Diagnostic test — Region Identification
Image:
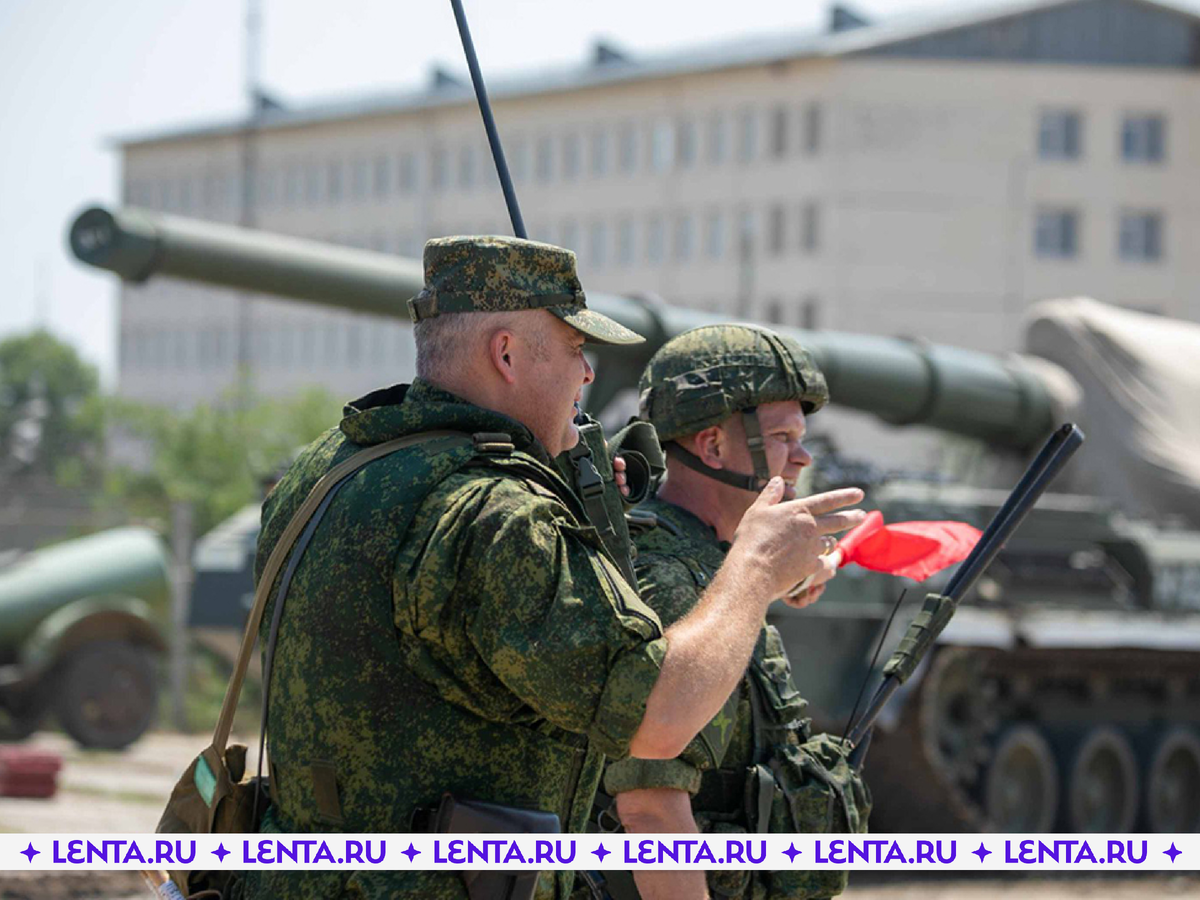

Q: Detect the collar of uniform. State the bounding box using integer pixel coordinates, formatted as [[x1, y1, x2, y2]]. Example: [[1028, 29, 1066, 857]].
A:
[[339, 378, 551, 465], [639, 496, 732, 554]]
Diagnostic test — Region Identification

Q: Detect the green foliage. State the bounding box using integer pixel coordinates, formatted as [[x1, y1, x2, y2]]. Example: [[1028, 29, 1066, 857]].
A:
[[0, 329, 104, 482], [104, 382, 340, 536]]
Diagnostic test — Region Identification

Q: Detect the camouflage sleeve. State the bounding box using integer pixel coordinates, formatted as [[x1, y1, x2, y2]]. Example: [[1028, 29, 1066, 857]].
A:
[[601, 552, 738, 795], [396, 473, 666, 760]]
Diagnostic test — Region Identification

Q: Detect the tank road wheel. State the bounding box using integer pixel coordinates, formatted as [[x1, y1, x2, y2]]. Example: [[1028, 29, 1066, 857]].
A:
[[983, 725, 1059, 832], [919, 649, 998, 787], [1067, 727, 1139, 833], [1146, 729, 1200, 833], [54, 641, 158, 750]]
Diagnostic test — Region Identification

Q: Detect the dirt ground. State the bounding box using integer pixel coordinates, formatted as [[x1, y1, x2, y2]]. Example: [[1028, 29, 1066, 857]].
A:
[[2, 732, 1198, 899]]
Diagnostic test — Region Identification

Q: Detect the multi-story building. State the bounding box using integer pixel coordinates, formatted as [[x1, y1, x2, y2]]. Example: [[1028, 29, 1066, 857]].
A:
[[115, 0, 1200, 461]]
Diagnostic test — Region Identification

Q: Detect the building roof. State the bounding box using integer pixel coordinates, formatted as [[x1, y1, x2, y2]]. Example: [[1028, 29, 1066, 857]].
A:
[[119, 0, 1200, 148]]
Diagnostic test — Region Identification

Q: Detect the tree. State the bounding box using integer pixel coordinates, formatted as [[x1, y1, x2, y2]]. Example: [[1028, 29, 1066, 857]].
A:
[[0, 330, 104, 485], [104, 384, 340, 536]]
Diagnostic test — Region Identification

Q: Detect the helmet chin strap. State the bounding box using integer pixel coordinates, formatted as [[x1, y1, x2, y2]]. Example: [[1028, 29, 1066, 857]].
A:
[[666, 408, 773, 493]]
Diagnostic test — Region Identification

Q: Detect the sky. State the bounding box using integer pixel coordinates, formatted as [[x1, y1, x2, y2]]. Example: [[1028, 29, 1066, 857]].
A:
[[3, 0, 1188, 385]]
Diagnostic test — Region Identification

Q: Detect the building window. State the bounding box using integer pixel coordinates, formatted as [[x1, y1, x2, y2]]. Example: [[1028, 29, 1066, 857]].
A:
[[673, 213, 694, 261], [1038, 109, 1082, 160], [767, 204, 786, 256], [510, 137, 530, 184], [304, 164, 322, 206], [1034, 208, 1079, 258], [676, 119, 697, 168], [650, 119, 674, 173], [588, 221, 608, 268], [770, 106, 789, 158], [326, 160, 343, 204], [458, 144, 476, 190], [707, 113, 729, 165], [803, 103, 822, 155], [646, 215, 665, 264], [562, 132, 581, 180], [800, 202, 819, 253], [703, 209, 725, 259], [559, 218, 579, 252], [801, 297, 820, 330], [430, 145, 448, 192], [351, 158, 370, 201], [345, 322, 362, 368], [765, 299, 784, 324], [616, 217, 635, 267], [1119, 211, 1163, 261], [282, 165, 298, 207], [618, 123, 638, 174], [589, 129, 610, 177], [535, 135, 554, 183], [373, 155, 390, 198], [1122, 114, 1165, 163], [398, 152, 417, 194], [736, 108, 757, 164]]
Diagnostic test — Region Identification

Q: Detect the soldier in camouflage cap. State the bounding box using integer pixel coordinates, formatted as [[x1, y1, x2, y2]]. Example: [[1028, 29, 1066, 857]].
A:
[[595, 324, 869, 900], [237, 241, 862, 900], [408, 234, 643, 345]]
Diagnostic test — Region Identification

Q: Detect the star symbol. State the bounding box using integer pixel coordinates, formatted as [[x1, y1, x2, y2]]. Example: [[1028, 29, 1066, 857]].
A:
[[591, 843, 610, 861], [782, 842, 802, 863], [212, 843, 229, 862], [401, 843, 421, 863], [1165, 842, 1182, 863], [972, 843, 991, 862], [20, 843, 39, 863]]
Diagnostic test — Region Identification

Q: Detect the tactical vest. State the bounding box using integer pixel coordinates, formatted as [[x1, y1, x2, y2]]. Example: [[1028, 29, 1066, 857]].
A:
[[586, 515, 869, 900], [254, 428, 626, 900]]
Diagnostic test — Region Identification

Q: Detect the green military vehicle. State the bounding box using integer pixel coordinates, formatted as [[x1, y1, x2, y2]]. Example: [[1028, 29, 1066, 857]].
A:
[[70, 205, 1200, 832], [0, 526, 170, 748]]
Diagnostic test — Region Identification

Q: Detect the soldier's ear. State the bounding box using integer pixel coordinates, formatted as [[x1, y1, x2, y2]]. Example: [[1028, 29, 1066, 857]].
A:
[[488, 328, 518, 384], [693, 426, 726, 469]]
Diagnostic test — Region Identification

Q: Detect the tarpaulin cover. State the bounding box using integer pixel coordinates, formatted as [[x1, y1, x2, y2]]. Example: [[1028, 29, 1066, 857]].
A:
[[1026, 298, 1200, 527]]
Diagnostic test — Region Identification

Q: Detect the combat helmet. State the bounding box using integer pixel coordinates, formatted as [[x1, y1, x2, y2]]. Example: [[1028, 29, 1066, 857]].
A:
[[637, 324, 828, 491]]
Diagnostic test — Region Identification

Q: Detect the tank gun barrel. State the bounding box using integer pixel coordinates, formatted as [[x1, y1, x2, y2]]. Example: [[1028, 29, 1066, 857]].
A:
[[69, 205, 1059, 451]]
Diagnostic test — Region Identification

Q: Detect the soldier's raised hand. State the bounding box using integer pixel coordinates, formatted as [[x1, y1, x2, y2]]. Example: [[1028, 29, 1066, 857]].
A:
[[730, 478, 865, 605]]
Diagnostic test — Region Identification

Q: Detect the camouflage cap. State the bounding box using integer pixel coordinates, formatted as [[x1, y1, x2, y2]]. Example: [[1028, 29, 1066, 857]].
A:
[[638, 324, 829, 441], [407, 235, 643, 346]]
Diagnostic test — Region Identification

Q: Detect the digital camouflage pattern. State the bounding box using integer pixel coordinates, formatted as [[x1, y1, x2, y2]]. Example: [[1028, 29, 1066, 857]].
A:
[[597, 497, 867, 900], [637, 324, 829, 442], [236, 378, 666, 900], [408, 235, 643, 346]]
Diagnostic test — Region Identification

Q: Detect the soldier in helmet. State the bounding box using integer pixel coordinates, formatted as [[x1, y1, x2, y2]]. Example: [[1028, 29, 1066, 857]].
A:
[[239, 240, 865, 900], [595, 324, 870, 900]]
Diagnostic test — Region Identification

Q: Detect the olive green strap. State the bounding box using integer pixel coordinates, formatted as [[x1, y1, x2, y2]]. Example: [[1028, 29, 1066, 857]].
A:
[[565, 423, 638, 586], [209, 430, 468, 756], [665, 443, 764, 493], [740, 407, 772, 486], [880, 592, 956, 684]]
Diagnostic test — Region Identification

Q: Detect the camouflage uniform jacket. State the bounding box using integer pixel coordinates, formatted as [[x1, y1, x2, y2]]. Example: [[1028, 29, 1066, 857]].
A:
[[239, 379, 666, 900], [602, 496, 812, 900]]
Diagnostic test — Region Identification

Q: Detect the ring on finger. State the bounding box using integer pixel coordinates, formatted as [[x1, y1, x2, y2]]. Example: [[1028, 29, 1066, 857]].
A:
[[820, 535, 838, 555]]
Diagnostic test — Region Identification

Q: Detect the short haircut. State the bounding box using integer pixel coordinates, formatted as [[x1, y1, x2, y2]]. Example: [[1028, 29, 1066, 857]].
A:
[[413, 310, 550, 381]]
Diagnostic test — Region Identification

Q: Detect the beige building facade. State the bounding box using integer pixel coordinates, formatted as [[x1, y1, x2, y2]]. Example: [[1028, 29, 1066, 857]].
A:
[[115, 0, 1200, 460]]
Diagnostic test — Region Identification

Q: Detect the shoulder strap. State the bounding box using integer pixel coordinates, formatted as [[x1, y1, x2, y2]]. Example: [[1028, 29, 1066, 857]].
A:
[[208, 429, 469, 756]]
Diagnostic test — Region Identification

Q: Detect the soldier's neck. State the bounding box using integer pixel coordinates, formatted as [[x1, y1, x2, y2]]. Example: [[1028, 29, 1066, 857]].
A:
[[657, 468, 751, 544]]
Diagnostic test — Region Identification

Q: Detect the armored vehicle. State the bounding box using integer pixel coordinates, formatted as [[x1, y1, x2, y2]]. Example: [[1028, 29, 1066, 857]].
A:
[[70, 206, 1200, 832], [0, 526, 170, 748]]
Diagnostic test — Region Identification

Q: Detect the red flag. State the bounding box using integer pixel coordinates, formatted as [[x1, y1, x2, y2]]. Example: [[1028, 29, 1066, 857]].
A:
[[836, 510, 982, 582]]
